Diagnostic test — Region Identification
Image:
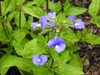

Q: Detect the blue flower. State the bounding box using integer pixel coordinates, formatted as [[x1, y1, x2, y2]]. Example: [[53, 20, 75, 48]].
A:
[[47, 36, 66, 53], [31, 16, 47, 29], [31, 12, 56, 29], [46, 12, 56, 19], [68, 15, 85, 29], [32, 54, 48, 66]]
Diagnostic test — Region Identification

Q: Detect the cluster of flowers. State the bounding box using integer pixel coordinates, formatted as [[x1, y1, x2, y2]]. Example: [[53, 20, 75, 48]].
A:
[[31, 12, 85, 66]]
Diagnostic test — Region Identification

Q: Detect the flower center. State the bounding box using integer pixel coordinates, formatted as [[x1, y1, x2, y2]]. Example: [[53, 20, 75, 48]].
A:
[[37, 24, 41, 27], [55, 45, 59, 48], [37, 59, 41, 62], [75, 23, 80, 26]]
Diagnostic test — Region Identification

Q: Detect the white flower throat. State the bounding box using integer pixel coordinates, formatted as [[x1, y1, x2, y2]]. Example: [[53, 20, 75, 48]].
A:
[[55, 45, 59, 48], [75, 23, 80, 26], [37, 59, 41, 62]]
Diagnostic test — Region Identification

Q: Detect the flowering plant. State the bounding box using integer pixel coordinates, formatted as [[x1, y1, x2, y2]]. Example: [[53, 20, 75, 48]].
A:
[[0, 0, 100, 75]]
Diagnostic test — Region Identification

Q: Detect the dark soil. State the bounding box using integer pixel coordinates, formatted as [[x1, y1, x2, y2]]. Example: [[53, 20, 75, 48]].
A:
[[5, 0, 100, 75]]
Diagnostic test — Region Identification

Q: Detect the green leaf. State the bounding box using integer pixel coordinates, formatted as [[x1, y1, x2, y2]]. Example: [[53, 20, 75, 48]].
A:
[[35, 0, 45, 7], [88, 0, 100, 17], [60, 28, 79, 42], [21, 58, 54, 75], [0, 55, 31, 75], [64, 0, 71, 10], [83, 33, 100, 44], [64, 6, 87, 16], [22, 5, 45, 18], [69, 54, 83, 71], [14, 12, 26, 28], [48, 1, 61, 13], [13, 29, 26, 43], [1, 0, 16, 16], [23, 36, 47, 58], [7, 11, 17, 22], [53, 64, 84, 75], [0, 30, 6, 41]]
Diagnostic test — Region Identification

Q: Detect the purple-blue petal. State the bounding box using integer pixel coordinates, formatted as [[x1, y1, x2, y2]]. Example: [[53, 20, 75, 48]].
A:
[[47, 39, 55, 47], [54, 36, 64, 45], [32, 54, 40, 66], [39, 16, 47, 29], [39, 55, 48, 66], [46, 12, 56, 19], [54, 43, 66, 53], [47, 21, 56, 28], [68, 15, 75, 24], [31, 22, 39, 29], [74, 19, 85, 29]]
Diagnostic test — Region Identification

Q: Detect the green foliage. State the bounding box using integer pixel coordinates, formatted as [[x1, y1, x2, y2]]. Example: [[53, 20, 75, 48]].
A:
[[64, 6, 87, 16], [88, 0, 100, 27], [60, 28, 79, 42], [1, 0, 100, 74], [22, 5, 45, 18], [53, 64, 84, 75], [13, 29, 26, 43], [48, 1, 61, 13], [1, 0, 16, 16]]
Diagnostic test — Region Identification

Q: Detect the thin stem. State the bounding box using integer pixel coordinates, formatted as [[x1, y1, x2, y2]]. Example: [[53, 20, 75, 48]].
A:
[[1, 22, 9, 40], [46, 0, 49, 13]]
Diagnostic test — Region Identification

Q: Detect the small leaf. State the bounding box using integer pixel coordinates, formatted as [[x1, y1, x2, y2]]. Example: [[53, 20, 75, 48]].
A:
[[0, 31, 6, 41], [64, 6, 87, 16], [13, 29, 26, 43], [48, 1, 61, 13]]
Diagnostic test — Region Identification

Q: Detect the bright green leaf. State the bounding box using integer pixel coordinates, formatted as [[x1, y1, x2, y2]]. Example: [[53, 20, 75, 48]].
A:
[[69, 54, 83, 71], [53, 64, 84, 75], [22, 5, 45, 18], [88, 0, 100, 18], [13, 29, 26, 43], [60, 28, 79, 42], [64, 6, 87, 16]]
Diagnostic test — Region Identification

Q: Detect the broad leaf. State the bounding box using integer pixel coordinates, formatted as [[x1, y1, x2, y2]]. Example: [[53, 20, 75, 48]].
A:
[[53, 64, 84, 75], [69, 54, 83, 71], [88, 0, 100, 18], [60, 28, 79, 42], [83, 33, 100, 44], [13, 29, 26, 43], [22, 5, 45, 18], [64, 6, 87, 16], [1, 0, 16, 16]]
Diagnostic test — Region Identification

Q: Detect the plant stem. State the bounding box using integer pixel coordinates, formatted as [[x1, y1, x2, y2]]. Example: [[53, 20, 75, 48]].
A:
[[46, 0, 49, 13]]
